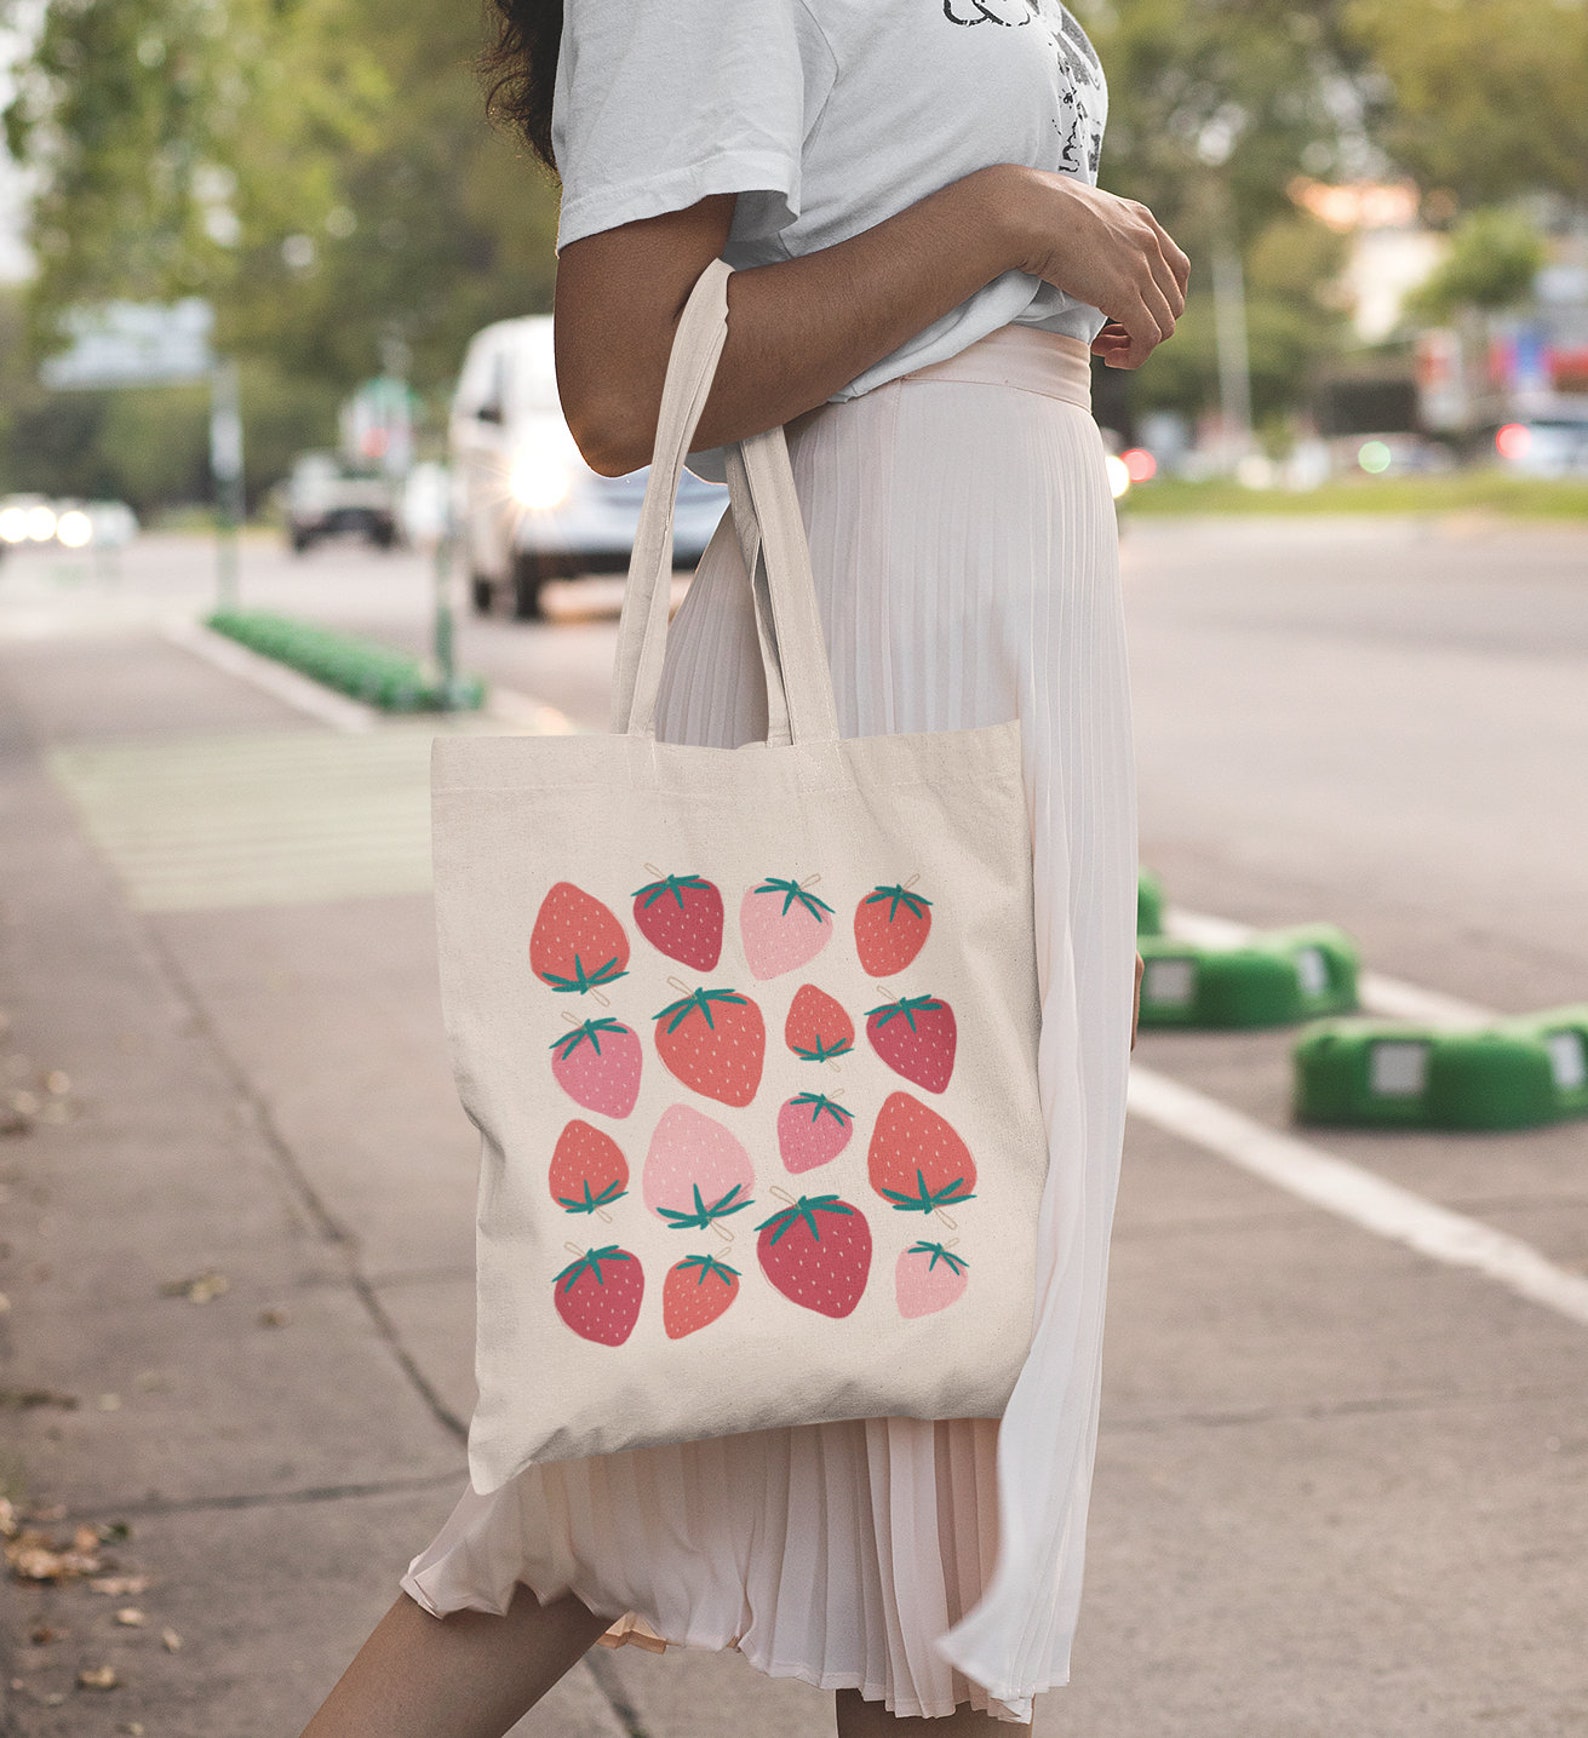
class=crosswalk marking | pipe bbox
[50,723,470,912]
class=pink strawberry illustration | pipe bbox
[552,1245,643,1345]
[652,986,765,1107]
[631,873,723,971]
[643,1103,756,1232]
[549,1017,642,1117]
[784,984,855,1062]
[663,1253,741,1339]
[740,878,834,979]
[854,884,933,977]
[896,1241,969,1318]
[755,1194,872,1318]
[865,993,956,1093]
[548,1120,629,1216]
[776,1092,854,1174]
[868,1092,978,1215]
[530,883,630,995]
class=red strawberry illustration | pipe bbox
[784,984,855,1063]
[548,1120,630,1216]
[776,1092,854,1174]
[662,1253,741,1339]
[868,1091,978,1215]
[896,1241,969,1318]
[865,994,956,1093]
[740,878,835,979]
[530,882,630,994]
[552,1244,643,1345]
[631,873,723,971]
[755,1194,872,1317]
[652,986,765,1107]
[644,1103,756,1231]
[854,884,934,977]
[549,1017,642,1117]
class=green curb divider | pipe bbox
[1137,869,1165,938]
[1137,924,1360,1030]
[207,611,485,714]
[1294,1006,1588,1132]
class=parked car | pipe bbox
[451,315,727,619]
[284,452,399,553]
[1493,403,1588,478]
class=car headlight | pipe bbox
[26,503,57,542]
[1104,454,1132,501]
[0,506,29,544]
[509,447,575,511]
[56,508,93,548]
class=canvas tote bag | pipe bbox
[432,259,1049,1492]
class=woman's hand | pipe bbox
[997,168,1189,370]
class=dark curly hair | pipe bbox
[481,0,564,173]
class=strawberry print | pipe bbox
[631,873,723,971]
[549,1017,642,1117]
[548,1120,629,1216]
[868,1091,978,1215]
[652,986,765,1107]
[896,1241,969,1318]
[784,984,855,1063]
[552,1244,643,1345]
[644,1103,756,1231]
[662,1252,741,1338]
[776,1092,854,1174]
[740,877,835,979]
[755,1194,872,1318]
[865,993,957,1093]
[854,884,934,977]
[530,882,629,995]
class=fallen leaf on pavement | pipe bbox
[113,1607,146,1627]
[29,1623,64,1645]
[88,1574,150,1597]
[5,1527,104,1582]
[257,1306,290,1328]
[0,1498,15,1536]
[161,1627,182,1653]
[78,1664,119,1690]
[159,1270,229,1304]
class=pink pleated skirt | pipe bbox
[403,327,1137,1724]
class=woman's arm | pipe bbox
[556,165,1190,476]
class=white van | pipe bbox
[450,315,728,619]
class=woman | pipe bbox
[305,0,1182,1731]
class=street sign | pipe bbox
[40,298,215,391]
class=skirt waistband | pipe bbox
[897,325,1093,409]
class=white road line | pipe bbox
[1165,907,1495,1028]
[161,618,378,733]
[1141,905,1588,1329]
[1127,1067,1588,1329]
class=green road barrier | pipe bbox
[1137,924,1359,1030]
[1294,1006,1588,1132]
[1138,869,1165,937]
[207,611,485,714]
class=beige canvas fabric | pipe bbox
[431,260,1048,1493]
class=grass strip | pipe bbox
[206,610,486,713]
[1124,474,1588,520]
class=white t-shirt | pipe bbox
[552,0,1110,402]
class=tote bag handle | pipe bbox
[611,260,841,748]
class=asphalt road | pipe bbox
[2,516,1585,1736]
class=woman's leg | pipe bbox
[301,1584,612,1738]
[834,1688,1029,1734]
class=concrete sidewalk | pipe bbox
[3,622,1586,1737]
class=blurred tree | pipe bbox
[2,0,558,396]
[1405,208,1548,324]
[1347,0,1588,204]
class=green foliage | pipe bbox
[4,0,559,394]
[1405,209,1547,323]
[1347,0,1588,204]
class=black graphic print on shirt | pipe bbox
[942,0,1105,179]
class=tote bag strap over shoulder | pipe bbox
[611,259,841,749]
